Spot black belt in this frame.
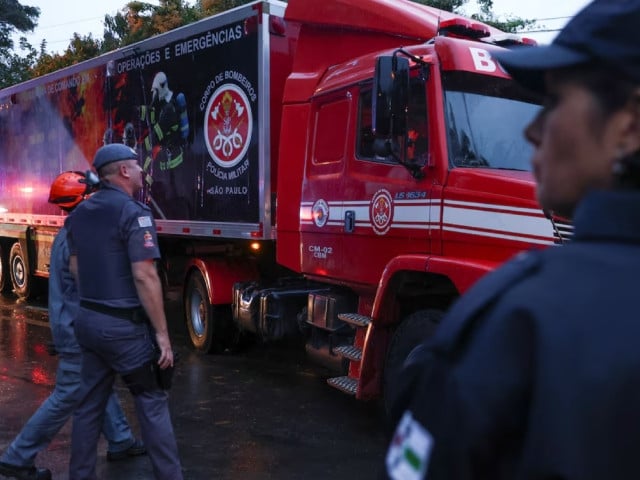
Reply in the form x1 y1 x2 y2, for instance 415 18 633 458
80 300 147 323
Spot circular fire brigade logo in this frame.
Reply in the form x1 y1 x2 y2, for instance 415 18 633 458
204 83 253 168
370 189 393 235
312 199 329 228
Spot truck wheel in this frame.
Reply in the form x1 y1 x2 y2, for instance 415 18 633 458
383 309 443 415
184 271 227 353
9 242 32 299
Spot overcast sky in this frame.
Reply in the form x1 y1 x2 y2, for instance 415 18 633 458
16 0 591 54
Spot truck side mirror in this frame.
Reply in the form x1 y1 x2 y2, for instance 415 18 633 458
373 55 409 137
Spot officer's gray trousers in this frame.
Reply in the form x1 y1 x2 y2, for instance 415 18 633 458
69 309 183 480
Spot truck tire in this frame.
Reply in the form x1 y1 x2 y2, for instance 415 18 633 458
184 271 228 353
383 309 443 415
9 242 33 299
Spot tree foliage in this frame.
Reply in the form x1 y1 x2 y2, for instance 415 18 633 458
1 0 533 88
0 0 39 50
29 33 102 79
101 0 250 48
0 0 39 88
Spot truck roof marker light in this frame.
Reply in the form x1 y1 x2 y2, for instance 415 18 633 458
251 2 263 15
269 17 286 36
489 34 538 47
244 16 258 35
438 18 490 39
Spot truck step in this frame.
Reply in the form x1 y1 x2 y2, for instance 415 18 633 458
337 313 371 328
327 376 358 396
334 345 362 362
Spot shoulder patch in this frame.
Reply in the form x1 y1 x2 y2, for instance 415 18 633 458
138 216 152 227
386 411 433 480
143 230 155 248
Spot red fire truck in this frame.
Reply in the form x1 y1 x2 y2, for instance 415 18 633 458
0 0 569 405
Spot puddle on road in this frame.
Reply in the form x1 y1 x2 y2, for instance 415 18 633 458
0 294 56 387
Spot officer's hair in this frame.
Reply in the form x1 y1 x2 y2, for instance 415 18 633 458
98 160 126 179
551 65 640 189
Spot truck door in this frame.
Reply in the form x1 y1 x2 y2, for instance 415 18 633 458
299 91 349 278
339 78 434 286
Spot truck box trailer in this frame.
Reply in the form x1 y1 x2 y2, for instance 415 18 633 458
0 0 569 405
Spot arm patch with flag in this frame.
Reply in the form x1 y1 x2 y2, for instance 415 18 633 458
386 410 433 480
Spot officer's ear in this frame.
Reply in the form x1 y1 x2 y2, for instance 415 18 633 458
119 160 136 179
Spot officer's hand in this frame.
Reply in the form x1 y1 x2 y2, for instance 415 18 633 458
155 331 174 369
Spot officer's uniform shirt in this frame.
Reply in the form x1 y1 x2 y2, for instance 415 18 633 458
48 226 81 355
385 189 640 480
65 182 160 308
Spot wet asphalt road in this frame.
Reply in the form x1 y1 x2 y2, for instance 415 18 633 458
0 292 388 480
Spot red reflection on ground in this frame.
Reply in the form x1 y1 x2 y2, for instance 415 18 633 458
31 366 54 386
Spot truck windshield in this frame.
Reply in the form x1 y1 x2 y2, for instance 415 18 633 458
442 71 541 171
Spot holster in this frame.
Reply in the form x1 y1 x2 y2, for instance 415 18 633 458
156 362 175 390
122 362 158 395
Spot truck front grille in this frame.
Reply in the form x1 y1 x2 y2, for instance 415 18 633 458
552 218 574 244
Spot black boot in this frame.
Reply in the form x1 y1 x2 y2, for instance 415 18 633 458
0 461 51 480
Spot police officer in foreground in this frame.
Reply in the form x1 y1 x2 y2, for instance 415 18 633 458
0 172 145 480
384 1 640 479
66 144 183 479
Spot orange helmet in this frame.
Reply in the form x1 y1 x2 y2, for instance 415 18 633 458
48 171 95 211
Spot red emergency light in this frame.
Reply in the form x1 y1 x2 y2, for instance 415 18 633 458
489 33 538 47
438 18 490 39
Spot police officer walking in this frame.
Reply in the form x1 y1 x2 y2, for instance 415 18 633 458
0 172 145 480
66 144 183 479
384 1 640 479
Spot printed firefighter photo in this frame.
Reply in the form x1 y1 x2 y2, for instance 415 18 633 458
103 70 192 220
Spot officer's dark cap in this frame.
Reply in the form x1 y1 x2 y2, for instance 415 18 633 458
93 144 138 171
492 0 640 94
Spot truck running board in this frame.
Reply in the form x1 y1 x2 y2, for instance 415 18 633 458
337 312 371 327
334 345 362 362
327 376 358 395
327 312 372 397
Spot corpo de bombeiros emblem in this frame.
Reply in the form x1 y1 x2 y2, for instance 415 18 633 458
204 83 252 168
312 199 329 228
370 189 393 235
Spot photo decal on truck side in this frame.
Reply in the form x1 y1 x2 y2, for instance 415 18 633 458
0 16 260 224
